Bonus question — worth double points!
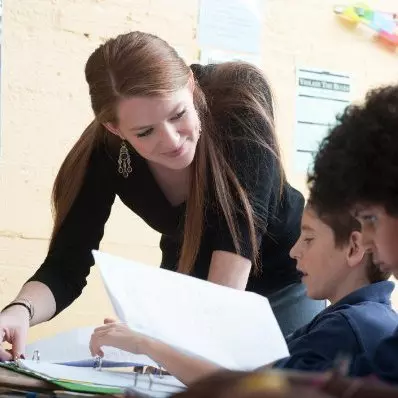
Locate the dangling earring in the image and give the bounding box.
[118,140,132,178]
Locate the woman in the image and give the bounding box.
[0,31,323,360]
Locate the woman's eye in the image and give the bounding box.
[137,128,153,138]
[171,109,186,121]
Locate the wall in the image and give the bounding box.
[0,0,396,342]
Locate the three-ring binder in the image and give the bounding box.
[0,349,186,396]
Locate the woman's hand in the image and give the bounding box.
[89,318,150,357]
[0,306,30,361]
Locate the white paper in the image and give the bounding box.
[198,0,263,53]
[93,250,289,371]
[294,67,352,173]
[17,360,185,397]
[26,326,159,367]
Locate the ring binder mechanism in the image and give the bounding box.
[32,350,40,363]
[0,349,185,397]
[94,355,102,371]
[28,348,171,376]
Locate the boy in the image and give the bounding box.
[89,204,397,384]
[307,84,398,383]
[271,202,395,371]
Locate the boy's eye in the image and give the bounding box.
[360,214,378,224]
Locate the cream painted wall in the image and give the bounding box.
[0,0,397,342]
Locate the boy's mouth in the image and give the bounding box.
[297,269,308,278]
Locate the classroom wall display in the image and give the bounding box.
[197,0,263,65]
[294,68,352,173]
[334,3,398,48]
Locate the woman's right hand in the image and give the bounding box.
[0,306,30,361]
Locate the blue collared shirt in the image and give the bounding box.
[353,323,398,382]
[273,281,398,373]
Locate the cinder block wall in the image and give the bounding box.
[0,0,396,341]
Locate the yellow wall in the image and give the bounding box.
[0,0,397,342]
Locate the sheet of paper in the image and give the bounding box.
[17,360,185,397]
[200,48,262,67]
[294,67,352,173]
[26,326,159,367]
[198,0,263,53]
[93,250,289,370]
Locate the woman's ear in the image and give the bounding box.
[187,70,195,94]
[103,122,122,138]
[347,231,367,268]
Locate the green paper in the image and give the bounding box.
[0,362,123,394]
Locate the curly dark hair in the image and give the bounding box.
[168,369,398,398]
[308,84,398,217]
[170,370,334,398]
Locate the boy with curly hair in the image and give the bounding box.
[308,84,398,382]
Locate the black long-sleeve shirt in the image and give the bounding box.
[27,64,303,315]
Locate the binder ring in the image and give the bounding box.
[148,373,154,390]
[32,350,40,363]
[94,355,102,371]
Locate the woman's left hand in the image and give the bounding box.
[89,318,149,357]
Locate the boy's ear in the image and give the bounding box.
[347,231,366,268]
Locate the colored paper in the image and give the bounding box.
[334,3,398,46]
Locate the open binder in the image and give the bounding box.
[0,351,185,397]
[0,250,289,396]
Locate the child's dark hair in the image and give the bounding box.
[171,370,333,398]
[307,200,390,283]
[308,85,398,217]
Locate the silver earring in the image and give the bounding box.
[118,140,132,178]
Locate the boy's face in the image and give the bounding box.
[290,208,350,302]
[355,206,398,278]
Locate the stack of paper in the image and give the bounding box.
[0,359,185,396]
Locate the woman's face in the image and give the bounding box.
[106,85,201,170]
